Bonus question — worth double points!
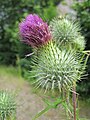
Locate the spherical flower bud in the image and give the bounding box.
[30,42,85,92]
[19,14,51,48]
[0,90,16,119]
[50,17,85,50]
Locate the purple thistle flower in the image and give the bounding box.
[19,14,51,48]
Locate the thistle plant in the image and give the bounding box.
[0,90,16,120]
[19,14,88,120]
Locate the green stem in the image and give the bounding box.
[84,54,89,67]
[32,106,50,120]
[32,98,65,120]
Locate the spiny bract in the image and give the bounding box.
[30,42,84,92]
[0,90,16,119]
[50,17,85,50]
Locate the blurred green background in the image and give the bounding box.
[0,0,90,97]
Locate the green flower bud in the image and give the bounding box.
[50,17,85,50]
[30,42,84,92]
[0,90,16,120]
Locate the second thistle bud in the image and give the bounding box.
[50,17,85,50]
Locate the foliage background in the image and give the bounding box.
[0,0,58,65]
[73,0,90,97]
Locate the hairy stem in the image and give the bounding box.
[72,85,76,120]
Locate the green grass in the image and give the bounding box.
[0,65,21,77]
[0,65,25,92]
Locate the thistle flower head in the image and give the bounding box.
[19,14,51,48]
[0,90,16,119]
[30,43,84,92]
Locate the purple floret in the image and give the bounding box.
[19,14,51,48]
